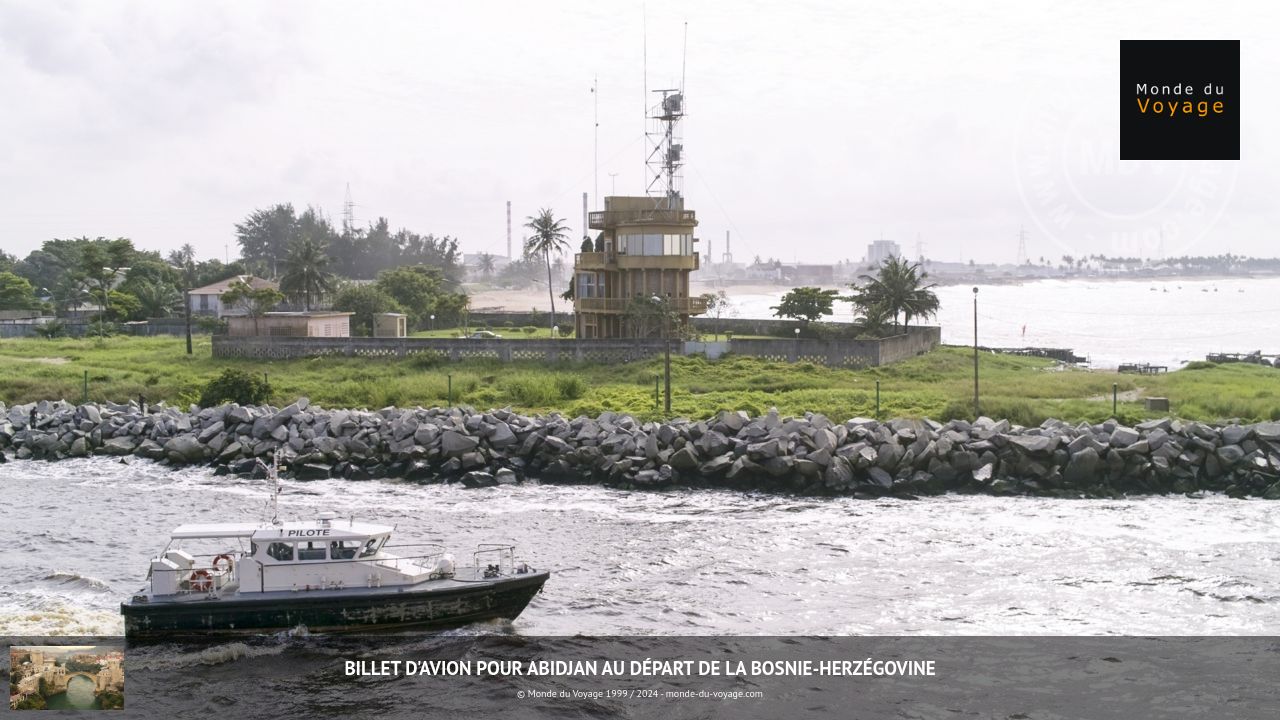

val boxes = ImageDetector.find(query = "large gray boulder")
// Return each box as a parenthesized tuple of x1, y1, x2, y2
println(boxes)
(441, 430, 479, 457)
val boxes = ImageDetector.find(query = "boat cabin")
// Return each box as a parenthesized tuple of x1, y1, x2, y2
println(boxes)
(147, 511, 445, 597)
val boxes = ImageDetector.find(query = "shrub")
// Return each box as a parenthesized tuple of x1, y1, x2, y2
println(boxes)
(1183, 360, 1216, 370)
(194, 316, 228, 334)
(555, 375, 587, 400)
(31, 320, 66, 339)
(522, 326, 538, 335)
(85, 320, 119, 337)
(200, 368, 272, 407)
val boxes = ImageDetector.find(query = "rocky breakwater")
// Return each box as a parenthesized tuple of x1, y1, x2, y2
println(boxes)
(3, 399, 1280, 499)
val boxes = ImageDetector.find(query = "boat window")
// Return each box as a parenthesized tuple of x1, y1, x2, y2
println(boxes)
(330, 540, 361, 560)
(359, 537, 383, 558)
(298, 541, 326, 562)
(266, 542, 294, 562)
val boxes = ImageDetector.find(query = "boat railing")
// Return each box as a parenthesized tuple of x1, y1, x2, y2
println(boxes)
(259, 550, 453, 591)
(149, 564, 235, 597)
(473, 544, 518, 577)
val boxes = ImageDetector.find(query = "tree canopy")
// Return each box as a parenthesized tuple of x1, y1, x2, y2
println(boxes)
(772, 286, 839, 325)
(0, 271, 38, 310)
(374, 265, 467, 330)
(235, 203, 464, 284)
(332, 283, 403, 336)
(846, 256, 939, 331)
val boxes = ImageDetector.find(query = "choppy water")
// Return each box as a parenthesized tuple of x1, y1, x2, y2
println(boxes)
(3, 458, 1280, 637)
(728, 276, 1280, 368)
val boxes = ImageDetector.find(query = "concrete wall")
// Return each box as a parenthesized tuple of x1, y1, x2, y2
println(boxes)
(212, 327, 941, 367)
(213, 336, 675, 363)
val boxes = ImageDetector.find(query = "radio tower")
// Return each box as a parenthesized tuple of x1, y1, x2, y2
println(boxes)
(342, 184, 357, 234)
(645, 23, 688, 203)
(1016, 225, 1029, 266)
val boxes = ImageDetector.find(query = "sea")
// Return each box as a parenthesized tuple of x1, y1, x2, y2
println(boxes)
(5, 460, 1280, 717)
(724, 276, 1280, 369)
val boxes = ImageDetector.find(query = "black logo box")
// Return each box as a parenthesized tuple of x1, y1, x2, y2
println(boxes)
(1120, 39, 1239, 160)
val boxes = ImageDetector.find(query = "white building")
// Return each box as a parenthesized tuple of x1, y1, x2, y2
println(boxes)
(188, 275, 277, 317)
(865, 239, 901, 268)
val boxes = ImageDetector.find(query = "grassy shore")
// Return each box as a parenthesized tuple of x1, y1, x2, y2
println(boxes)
(0, 335, 1276, 425)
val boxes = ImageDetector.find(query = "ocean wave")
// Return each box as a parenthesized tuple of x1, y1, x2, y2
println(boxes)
(129, 640, 291, 671)
(0, 605, 123, 636)
(40, 571, 113, 592)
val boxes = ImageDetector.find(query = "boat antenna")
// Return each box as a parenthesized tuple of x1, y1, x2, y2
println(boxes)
(270, 449, 283, 526)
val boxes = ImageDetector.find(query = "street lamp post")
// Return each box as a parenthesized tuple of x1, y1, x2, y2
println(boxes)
(794, 326, 800, 361)
(652, 295, 672, 415)
(972, 286, 980, 419)
(430, 314, 435, 332)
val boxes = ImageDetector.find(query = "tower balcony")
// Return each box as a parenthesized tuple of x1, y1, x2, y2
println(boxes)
(575, 295, 709, 315)
(574, 253, 700, 271)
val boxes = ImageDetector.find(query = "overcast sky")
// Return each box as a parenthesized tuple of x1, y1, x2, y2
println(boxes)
(2, 1, 1276, 265)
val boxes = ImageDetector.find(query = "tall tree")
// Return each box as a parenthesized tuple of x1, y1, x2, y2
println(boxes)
(78, 238, 135, 336)
(846, 256, 939, 331)
(477, 252, 496, 278)
(0, 250, 15, 273)
(235, 204, 297, 278)
(279, 236, 335, 310)
(167, 243, 196, 268)
(523, 208, 571, 332)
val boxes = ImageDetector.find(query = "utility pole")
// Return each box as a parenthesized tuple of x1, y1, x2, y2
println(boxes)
(972, 287, 980, 418)
(184, 290, 193, 355)
(506, 201, 512, 260)
(653, 295, 672, 415)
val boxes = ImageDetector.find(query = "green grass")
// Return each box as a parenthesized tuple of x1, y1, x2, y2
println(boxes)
(0, 336, 1277, 425)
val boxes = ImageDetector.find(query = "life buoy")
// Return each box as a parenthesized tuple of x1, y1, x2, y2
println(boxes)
(213, 554, 234, 572)
(189, 569, 213, 593)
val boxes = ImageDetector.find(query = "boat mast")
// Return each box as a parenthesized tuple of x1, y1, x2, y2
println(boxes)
(269, 449, 283, 526)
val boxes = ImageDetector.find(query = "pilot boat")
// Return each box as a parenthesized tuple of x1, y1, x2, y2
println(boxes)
(121, 460, 548, 639)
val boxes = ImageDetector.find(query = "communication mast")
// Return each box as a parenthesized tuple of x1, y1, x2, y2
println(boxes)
(342, 184, 357, 234)
(1016, 225, 1029, 266)
(646, 88, 685, 201)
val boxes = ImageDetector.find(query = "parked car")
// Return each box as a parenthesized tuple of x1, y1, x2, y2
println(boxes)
(464, 330, 502, 339)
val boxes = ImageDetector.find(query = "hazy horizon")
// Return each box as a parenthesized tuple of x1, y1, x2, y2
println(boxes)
(3, 1, 1277, 266)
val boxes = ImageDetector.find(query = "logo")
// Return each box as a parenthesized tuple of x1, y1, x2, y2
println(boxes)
(1120, 40, 1239, 160)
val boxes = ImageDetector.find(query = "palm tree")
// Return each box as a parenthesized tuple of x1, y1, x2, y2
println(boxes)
(523, 208, 571, 331)
(279, 237, 335, 310)
(847, 256, 939, 332)
(478, 252, 496, 278)
(132, 280, 182, 318)
(167, 244, 196, 268)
